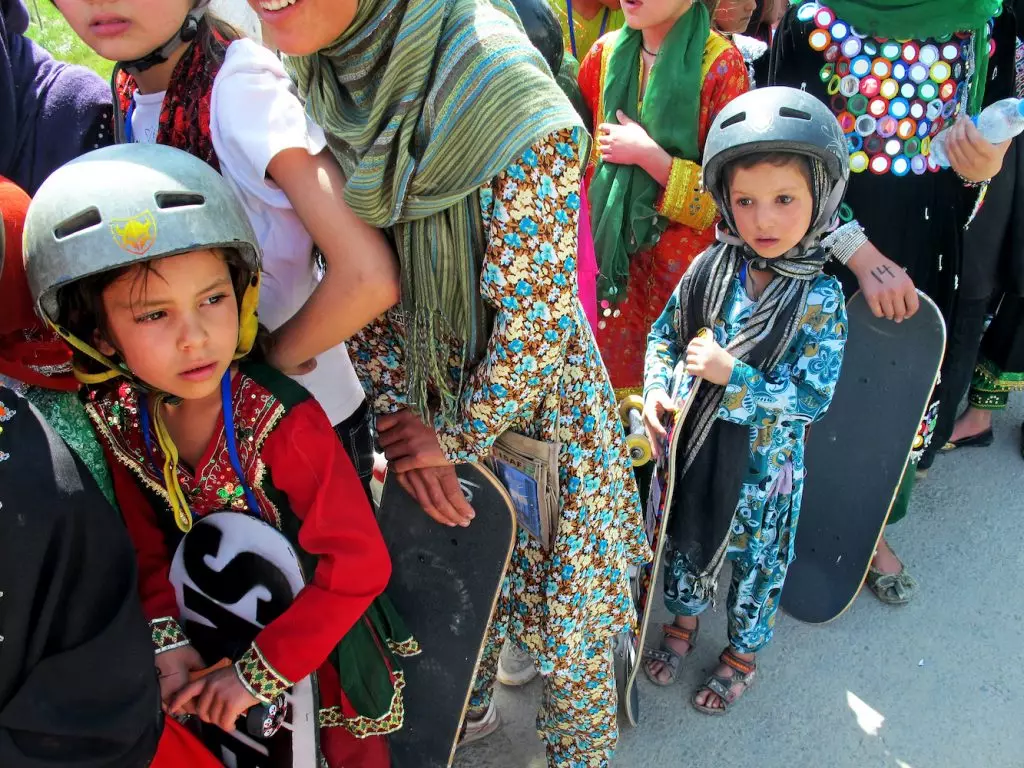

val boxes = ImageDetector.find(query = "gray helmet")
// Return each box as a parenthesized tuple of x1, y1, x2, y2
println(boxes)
(702, 86, 849, 237)
(24, 142, 260, 325)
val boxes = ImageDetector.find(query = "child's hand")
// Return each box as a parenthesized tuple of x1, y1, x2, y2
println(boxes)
(642, 389, 677, 460)
(685, 335, 735, 386)
(597, 111, 658, 167)
(168, 666, 259, 733)
(155, 645, 206, 713)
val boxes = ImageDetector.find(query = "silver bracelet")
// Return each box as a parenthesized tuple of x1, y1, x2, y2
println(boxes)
(824, 221, 868, 266)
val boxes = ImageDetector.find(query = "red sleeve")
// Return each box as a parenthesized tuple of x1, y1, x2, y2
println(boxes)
(105, 446, 179, 624)
(249, 399, 391, 687)
(697, 45, 751, 150)
(578, 38, 605, 134)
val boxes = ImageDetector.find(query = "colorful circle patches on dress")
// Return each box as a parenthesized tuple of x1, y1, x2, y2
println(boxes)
(800, 1, 993, 176)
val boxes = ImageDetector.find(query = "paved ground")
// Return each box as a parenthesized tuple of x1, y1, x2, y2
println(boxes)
(454, 396, 1024, 768)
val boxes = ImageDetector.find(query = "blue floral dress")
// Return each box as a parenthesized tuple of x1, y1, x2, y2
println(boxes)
(645, 272, 847, 652)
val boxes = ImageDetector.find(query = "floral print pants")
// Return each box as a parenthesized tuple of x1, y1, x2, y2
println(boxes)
(468, 604, 617, 768)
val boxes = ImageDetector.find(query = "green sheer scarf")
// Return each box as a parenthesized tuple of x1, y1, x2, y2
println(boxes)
(287, 0, 583, 418)
(588, 2, 710, 303)
(817, 0, 1004, 114)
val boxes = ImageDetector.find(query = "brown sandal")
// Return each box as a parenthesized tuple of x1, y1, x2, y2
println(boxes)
(692, 648, 756, 716)
(642, 620, 699, 687)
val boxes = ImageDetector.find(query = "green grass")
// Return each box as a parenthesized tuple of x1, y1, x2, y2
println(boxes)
(22, 0, 114, 80)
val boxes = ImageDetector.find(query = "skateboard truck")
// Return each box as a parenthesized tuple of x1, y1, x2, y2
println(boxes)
(618, 394, 653, 467)
(190, 658, 289, 739)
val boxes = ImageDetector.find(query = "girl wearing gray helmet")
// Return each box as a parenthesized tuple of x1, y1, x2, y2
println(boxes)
(53, 0, 401, 499)
(24, 144, 414, 767)
(641, 87, 849, 714)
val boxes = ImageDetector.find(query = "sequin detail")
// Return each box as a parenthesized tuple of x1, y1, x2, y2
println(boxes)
(799, 1, 994, 176)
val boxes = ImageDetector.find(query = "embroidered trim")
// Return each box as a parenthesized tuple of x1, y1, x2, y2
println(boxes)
(658, 158, 717, 230)
(387, 637, 423, 657)
(319, 671, 406, 738)
(150, 616, 190, 654)
(235, 643, 293, 705)
(85, 377, 287, 528)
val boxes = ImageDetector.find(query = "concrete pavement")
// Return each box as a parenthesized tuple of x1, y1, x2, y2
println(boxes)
(454, 397, 1024, 768)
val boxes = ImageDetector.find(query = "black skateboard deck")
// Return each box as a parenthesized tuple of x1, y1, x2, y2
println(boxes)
(619, 353, 705, 727)
(378, 463, 517, 768)
(781, 291, 945, 623)
(169, 513, 320, 768)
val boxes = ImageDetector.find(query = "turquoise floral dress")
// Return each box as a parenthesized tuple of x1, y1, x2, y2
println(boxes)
(644, 272, 847, 652)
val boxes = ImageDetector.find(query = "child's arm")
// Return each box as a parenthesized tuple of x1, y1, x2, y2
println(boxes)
(208, 40, 400, 373)
(234, 400, 391, 703)
(266, 149, 401, 370)
(718, 279, 848, 426)
(644, 279, 685, 399)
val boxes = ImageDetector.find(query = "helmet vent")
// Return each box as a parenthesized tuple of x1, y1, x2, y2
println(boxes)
(54, 207, 101, 240)
(778, 107, 812, 121)
(156, 192, 206, 209)
(720, 112, 746, 129)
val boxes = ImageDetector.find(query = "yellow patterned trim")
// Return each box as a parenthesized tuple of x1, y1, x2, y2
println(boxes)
(388, 637, 423, 657)
(319, 671, 406, 738)
(614, 386, 643, 402)
(658, 158, 718, 231)
(701, 30, 733, 81)
(150, 616, 189, 655)
(235, 643, 293, 705)
(86, 401, 173, 505)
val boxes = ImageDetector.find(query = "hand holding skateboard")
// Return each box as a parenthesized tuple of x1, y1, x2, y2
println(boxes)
(684, 334, 734, 386)
(847, 240, 920, 323)
(641, 391, 676, 461)
(156, 644, 206, 715)
(170, 658, 260, 733)
(377, 409, 475, 527)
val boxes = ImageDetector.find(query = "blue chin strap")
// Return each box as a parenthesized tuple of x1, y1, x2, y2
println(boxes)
(139, 369, 263, 521)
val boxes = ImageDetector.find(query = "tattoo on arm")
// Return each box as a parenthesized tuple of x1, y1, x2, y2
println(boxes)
(870, 265, 896, 284)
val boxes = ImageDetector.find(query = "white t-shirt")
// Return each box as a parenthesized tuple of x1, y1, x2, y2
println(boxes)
(130, 38, 365, 426)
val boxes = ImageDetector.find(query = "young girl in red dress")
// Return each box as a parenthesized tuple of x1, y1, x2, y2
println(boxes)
(24, 143, 412, 768)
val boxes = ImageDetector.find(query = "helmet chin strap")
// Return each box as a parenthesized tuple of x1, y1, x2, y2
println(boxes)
(120, 1, 211, 75)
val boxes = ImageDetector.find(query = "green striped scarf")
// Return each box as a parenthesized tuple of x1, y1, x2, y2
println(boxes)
(287, 0, 584, 418)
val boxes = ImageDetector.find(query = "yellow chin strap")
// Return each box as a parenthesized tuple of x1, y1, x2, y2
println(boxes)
(48, 271, 262, 533)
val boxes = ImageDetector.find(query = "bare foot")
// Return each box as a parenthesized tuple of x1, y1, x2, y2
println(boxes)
(871, 535, 902, 575)
(694, 649, 755, 711)
(644, 615, 697, 684)
(949, 407, 993, 444)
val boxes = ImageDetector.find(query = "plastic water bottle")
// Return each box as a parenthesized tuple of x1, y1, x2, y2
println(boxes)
(930, 97, 1024, 168)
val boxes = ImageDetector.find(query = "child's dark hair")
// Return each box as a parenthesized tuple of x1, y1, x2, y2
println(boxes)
(56, 247, 266, 376)
(198, 11, 244, 65)
(724, 151, 814, 190)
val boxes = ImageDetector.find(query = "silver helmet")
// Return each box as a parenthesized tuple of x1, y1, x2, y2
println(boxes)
(702, 86, 849, 238)
(24, 142, 260, 326)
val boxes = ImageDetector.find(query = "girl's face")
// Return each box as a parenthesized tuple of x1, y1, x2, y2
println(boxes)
(96, 249, 240, 401)
(714, 0, 758, 33)
(728, 160, 815, 260)
(247, 0, 357, 55)
(621, 0, 694, 32)
(54, 0, 190, 63)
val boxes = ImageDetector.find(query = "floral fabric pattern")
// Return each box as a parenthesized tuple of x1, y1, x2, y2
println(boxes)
(350, 129, 650, 679)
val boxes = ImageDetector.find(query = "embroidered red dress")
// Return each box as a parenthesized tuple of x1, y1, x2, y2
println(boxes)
(579, 31, 750, 394)
(85, 362, 413, 763)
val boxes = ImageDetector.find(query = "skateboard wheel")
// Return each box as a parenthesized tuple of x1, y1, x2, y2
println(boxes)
(618, 394, 645, 424)
(625, 434, 652, 467)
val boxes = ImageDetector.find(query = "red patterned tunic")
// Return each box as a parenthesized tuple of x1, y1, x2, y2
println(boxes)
(85, 362, 411, 744)
(579, 31, 750, 394)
